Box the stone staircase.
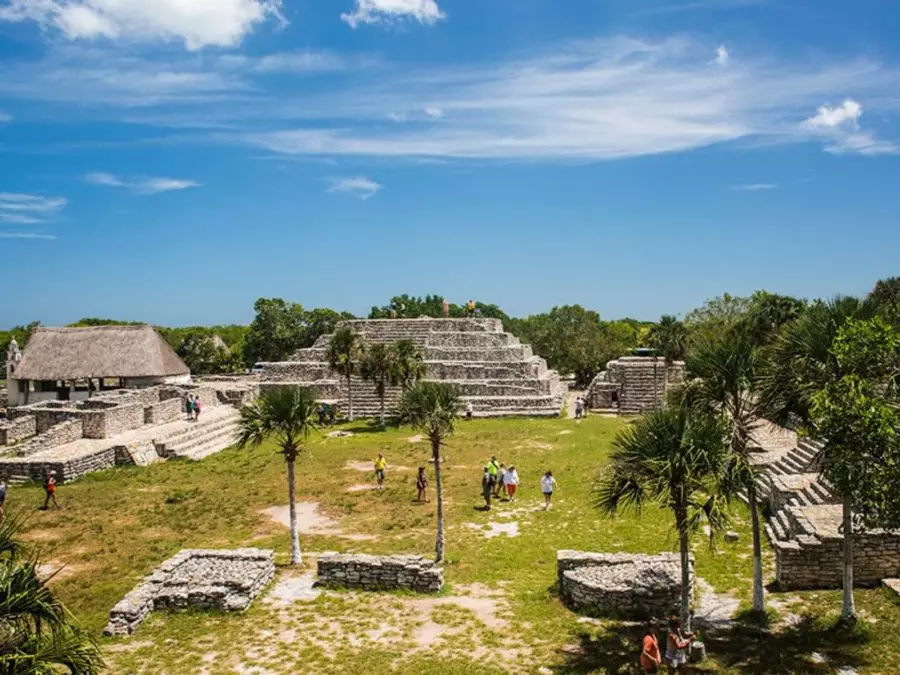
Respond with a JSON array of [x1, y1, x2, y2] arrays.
[[154, 408, 241, 461], [754, 438, 823, 502], [258, 318, 565, 418]]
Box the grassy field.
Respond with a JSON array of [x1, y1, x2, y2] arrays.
[[9, 415, 897, 674]]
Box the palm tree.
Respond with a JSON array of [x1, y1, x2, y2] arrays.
[[360, 343, 397, 428], [649, 315, 688, 364], [596, 404, 732, 631], [684, 326, 768, 616], [236, 386, 319, 565], [0, 514, 104, 673], [397, 382, 460, 564], [327, 328, 362, 421], [393, 339, 427, 391]]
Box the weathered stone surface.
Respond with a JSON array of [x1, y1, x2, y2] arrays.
[[317, 553, 444, 593], [586, 357, 686, 415], [104, 548, 274, 637], [0, 415, 36, 446], [558, 550, 693, 620]]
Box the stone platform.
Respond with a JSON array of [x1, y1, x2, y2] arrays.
[[317, 553, 443, 593], [104, 549, 275, 636], [259, 318, 565, 418], [558, 550, 692, 619]]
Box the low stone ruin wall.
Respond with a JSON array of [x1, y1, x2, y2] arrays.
[[144, 397, 184, 425], [9, 419, 83, 458], [0, 415, 36, 446], [0, 445, 118, 483], [558, 550, 692, 620], [80, 400, 145, 439], [105, 549, 275, 636], [317, 553, 444, 593]]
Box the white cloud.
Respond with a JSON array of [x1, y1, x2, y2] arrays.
[[0, 231, 57, 240], [0, 193, 67, 212], [805, 99, 862, 128], [715, 45, 729, 66], [86, 172, 201, 194], [341, 0, 444, 28], [327, 176, 382, 200], [388, 112, 407, 122], [424, 107, 443, 118], [0, 213, 44, 224], [0, 111, 10, 122], [0, 0, 284, 50], [733, 183, 777, 190], [824, 132, 899, 156]]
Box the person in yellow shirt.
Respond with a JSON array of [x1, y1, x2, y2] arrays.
[[374, 452, 388, 491]]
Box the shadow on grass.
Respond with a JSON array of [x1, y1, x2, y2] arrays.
[[336, 422, 391, 435], [552, 617, 870, 674]]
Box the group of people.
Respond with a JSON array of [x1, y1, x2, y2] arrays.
[[481, 456, 557, 511], [317, 402, 337, 426], [184, 394, 203, 421], [574, 395, 590, 419], [641, 617, 697, 674]]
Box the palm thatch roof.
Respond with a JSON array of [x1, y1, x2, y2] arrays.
[[14, 326, 189, 381]]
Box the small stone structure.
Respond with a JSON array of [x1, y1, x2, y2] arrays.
[[317, 553, 444, 593], [557, 550, 693, 619], [586, 357, 686, 414], [0, 415, 36, 445], [104, 549, 275, 636]]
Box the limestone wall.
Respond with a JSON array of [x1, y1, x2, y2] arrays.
[[317, 553, 443, 593], [587, 358, 686, 414], [0, 415, 36, 445], [10, 419, 83, 458], [144, 398, 184, 425], [557, 550, 692, 620], [79, 400, 145, 439]]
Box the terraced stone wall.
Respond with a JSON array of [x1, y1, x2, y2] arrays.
[[0, 415, 36, 445]]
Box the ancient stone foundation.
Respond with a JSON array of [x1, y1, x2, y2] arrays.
[[104, 549, 275, 636], [586, 357, 686, 414], [558, 550, 693, 619], [317, 553, 444, 593]]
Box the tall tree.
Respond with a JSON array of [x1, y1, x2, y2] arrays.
[[809, 317, 900, 622], [868, 276, 900, 327], [236, 387, 319, 565], [0, 514, 104, 673], [685, 327, 768, 616], [685, 293, 751, 347], [744, 291, 806, 347], [360, 343, 397, 428], [397, 382, 460, 564], [327, 328, 362, 421], [596, 404, 732, 630], [393, 340, 426, 391], [243, 298, 310, 365], [648, 315, 688, 364]]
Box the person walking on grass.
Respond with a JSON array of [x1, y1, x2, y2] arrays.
[[664, 616, 694, 674], [495, 463, 507, 498], [481, 466, 493, 511], [374, 452, 387, 491], [575, 396, 584, 419], [504, 466, 519, 501], [641, 619, 662, 673], [416, 467, 429, 503], [541, 470, 558, 511], [41, 470, 60, 510], [487, 456, 500, 495]]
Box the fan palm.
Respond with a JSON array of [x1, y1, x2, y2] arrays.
[[648, 315, 688, 364], [397, 382, 460, 564], [236, 386, 319, 565], [596, 404, 732, 631], [360, 343, 397, 428], [684, 326, 767, 615], [327, 328, 362, 421], [393, 340, 426, 391]]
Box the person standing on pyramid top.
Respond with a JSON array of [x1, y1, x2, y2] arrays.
[[467, 299, 476, 317], [442, 298, 450, 318]]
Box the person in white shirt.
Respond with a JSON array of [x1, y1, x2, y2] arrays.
[[504, 466, 519, 501], [541, 470, 558, 511], [466, 400, 474, 421]]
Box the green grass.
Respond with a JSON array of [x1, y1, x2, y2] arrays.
[[8, 415, 895, 673]]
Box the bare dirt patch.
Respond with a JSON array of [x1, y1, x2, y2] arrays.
[[262, 502, 376, 541], [557, 430, 572, 435], [345, 483, 377, 493], [37, 560, 94, 582], [466, 521, 521, 539], [22, 528, 61, 542], [693, 578, 740, 630], [407, 434, 424, 443], [264, 571, 321, 606]]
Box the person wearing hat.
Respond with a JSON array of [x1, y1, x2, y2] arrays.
[[42, 470, 60, 510]]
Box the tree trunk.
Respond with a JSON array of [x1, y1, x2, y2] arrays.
[[433, 438, 445, 564], [841, 495, 857, 622], [347, 373, 353, 421], [286, 458, 302, 565], [676, 508, 692, 633], [747, 480, 766, 615]]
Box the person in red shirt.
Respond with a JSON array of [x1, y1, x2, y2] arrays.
[[640, 619, 662, 673]]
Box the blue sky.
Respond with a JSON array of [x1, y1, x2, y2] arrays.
[[1, 0, 899, 327]]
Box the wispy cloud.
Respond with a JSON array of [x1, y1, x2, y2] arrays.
[[0, 0, 284, 50], [341, 0, 445, 28], [733, 183, 777, 191], [0, 213, 44, 224], [638, 0, 767, 17], [0, 111, 10, 122], [0, 231, 57, 240], [714, 45, 729, 66], [0, 193, 67, 212], [86, 172, 201, 194], [424, 107, 444, 119], [327, 176, 382, 200]]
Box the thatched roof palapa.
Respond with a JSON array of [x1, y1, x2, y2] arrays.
[[14, 326, 189, 381]]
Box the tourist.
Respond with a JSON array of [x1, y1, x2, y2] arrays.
[[416, 467, 429, 502], [640, 619, 662, 673], [582, 396, 589, 418], [442, 298, 450, 318], [574, 396, 584, 419], [194, 395, 202, 422], [41, 470, 60, 510], [494, 462, 507, 498], [374, 452, 387, 491], [328, 405, 336, 426], [541, 470, 558, 511], [664, 616, 694, 674], [487, 455, 500, 494], [504, 465, 519, 501], [185, 394, 194, 421], [481, 466, 492, 510], [467, 299, 476, 317], [317, 403, 326, 425], [466, 400, 474, 421], [0, 479, 7, 521]]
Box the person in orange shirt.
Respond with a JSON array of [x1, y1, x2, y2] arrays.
[[640, 619, 662, 673]]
